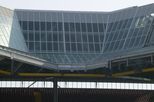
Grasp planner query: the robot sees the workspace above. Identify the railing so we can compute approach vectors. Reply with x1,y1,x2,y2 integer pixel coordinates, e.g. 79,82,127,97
0,81,154,90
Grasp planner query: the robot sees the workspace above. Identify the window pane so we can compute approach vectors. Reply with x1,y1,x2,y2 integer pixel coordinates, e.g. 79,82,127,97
64,22,69,31
28,21,33,30
71,43,77,51
47,42,52,51
82,34,87,42
35,32,40,41
35,42,40,51
94,34,99,42
70,23,75,32
53,42,58,51
88,34,93,42
59,43,64,51
47,32,52,41
41,22,45,31
29,32,34,41
52,22,58,31
22,21,28,30
93,23,98,32
98,23,104,32
53,33,58,41
66,43,71,51
58,22,63,31
29,42,34,51
81,23,86,32
41,32,46,41
65,33,70,42
70,34,76,42
41,42,46,51
35,22,40,31
47,22,51,31
75,23,81,32
76,33,82,42
87,23,92,32
59,33,63,41
89,43,94,51
95,44,100,52
83,43,88,52
77,43,82,51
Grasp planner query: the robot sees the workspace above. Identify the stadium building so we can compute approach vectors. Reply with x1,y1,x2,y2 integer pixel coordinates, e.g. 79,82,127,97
0,3,154,102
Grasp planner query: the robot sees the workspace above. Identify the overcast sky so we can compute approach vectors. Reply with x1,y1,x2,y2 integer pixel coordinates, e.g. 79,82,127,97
0,0,154,11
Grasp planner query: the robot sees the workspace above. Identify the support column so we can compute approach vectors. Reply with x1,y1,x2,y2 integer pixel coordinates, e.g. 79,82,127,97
11,58,14,76
53,78,58,102
34,92,42,102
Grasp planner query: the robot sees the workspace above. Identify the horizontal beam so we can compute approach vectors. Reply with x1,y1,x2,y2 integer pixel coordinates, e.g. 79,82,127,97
18,73,106,78
143,68,154,73
0,70,11,75
0,67,154,78
112,71,134,77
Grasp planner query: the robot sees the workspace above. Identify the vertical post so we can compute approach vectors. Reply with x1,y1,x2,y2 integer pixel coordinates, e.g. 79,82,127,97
34,92,42,102
11,58,14,76
53,78,58,102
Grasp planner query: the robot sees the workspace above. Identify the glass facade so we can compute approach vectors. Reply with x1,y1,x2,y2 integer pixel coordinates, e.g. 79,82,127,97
14,4,154,64
1,4,154,66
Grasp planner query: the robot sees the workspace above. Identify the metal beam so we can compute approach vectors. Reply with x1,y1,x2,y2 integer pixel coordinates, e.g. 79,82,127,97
53,78,58,102
112,71,134,77
18,73,106,78
0,70,11,75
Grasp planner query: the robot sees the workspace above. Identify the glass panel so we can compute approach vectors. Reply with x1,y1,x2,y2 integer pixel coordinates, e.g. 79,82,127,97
35,32,40,41
94,34,99,42
59,33,63,41
66,43,71,51
70,34,76,42
64,22,69,31
70,23,75,32
41,32,46,41
22,21,28,30
87,23,92,32
81,23,86,32
59,43,64,51
47,32,52,41
52,22,58,31
93,23,98,32
76,33,82,42
40,22,45,31
35,42,40,51
29,32,34,41
77,43,82,51
53,42,58,51
82,34,87,42
88,34,93,42
53,32,58,41
34,22,40,30
41,42,46,51
65,33,70,42
29,42,34,51
89,43,94,51
71,43,77,51
83,43,88,52
98,23,104,32
58,22,62,31
47,42,52,51
28,21,33,30
95,44,100,52
75,23,81,32
47,22,51,31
